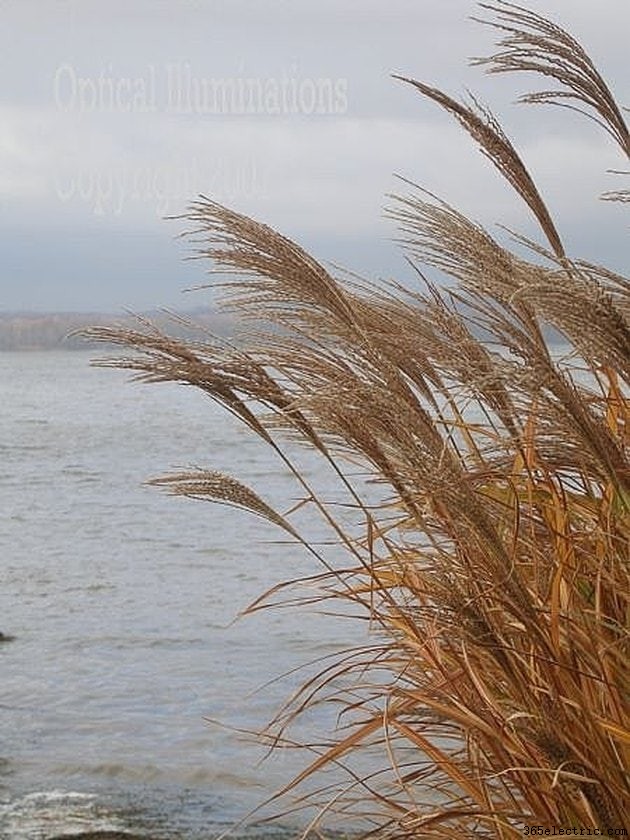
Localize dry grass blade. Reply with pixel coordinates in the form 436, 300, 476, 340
148, 469, 299, 537
180, 195, 360, 331
603, 190, 630, 203
472, 1, 630, 156
392, 77, 565, 259
602, 171, 630, 204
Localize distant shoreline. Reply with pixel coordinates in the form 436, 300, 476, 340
0, 309, 565, 352
0, 310, 236, 351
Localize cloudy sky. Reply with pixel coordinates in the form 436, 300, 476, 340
1, 0, 628, 313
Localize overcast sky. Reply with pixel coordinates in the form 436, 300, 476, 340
1, 0, 628, 313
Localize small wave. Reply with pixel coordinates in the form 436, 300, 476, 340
0, 790, 129, 840
0, 444, 49, 453
62, 584, 116, 595
66, 635, 205, 652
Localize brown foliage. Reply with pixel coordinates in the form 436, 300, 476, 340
85, 3, 629, 836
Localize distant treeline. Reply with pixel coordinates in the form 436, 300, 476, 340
0, 310, 236, 351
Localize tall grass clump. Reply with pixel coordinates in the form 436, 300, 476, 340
85, 2, 629, 836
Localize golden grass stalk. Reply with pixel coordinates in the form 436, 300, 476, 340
85, 2, 629, 836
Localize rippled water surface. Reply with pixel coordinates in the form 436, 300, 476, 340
0, 351, 368, 838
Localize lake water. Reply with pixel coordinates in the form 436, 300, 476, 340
0, 350, 370, 839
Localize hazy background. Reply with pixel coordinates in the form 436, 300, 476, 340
1, 0, 628, 313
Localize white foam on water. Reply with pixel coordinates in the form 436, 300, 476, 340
0, 790, 128, 839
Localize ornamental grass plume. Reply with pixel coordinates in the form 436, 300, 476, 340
85, 2, 629, 836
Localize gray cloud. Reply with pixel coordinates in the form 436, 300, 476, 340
1, 0, 628, 311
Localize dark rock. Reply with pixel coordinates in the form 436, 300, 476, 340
0, 632, 15, 643
49, 833, 154, 840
